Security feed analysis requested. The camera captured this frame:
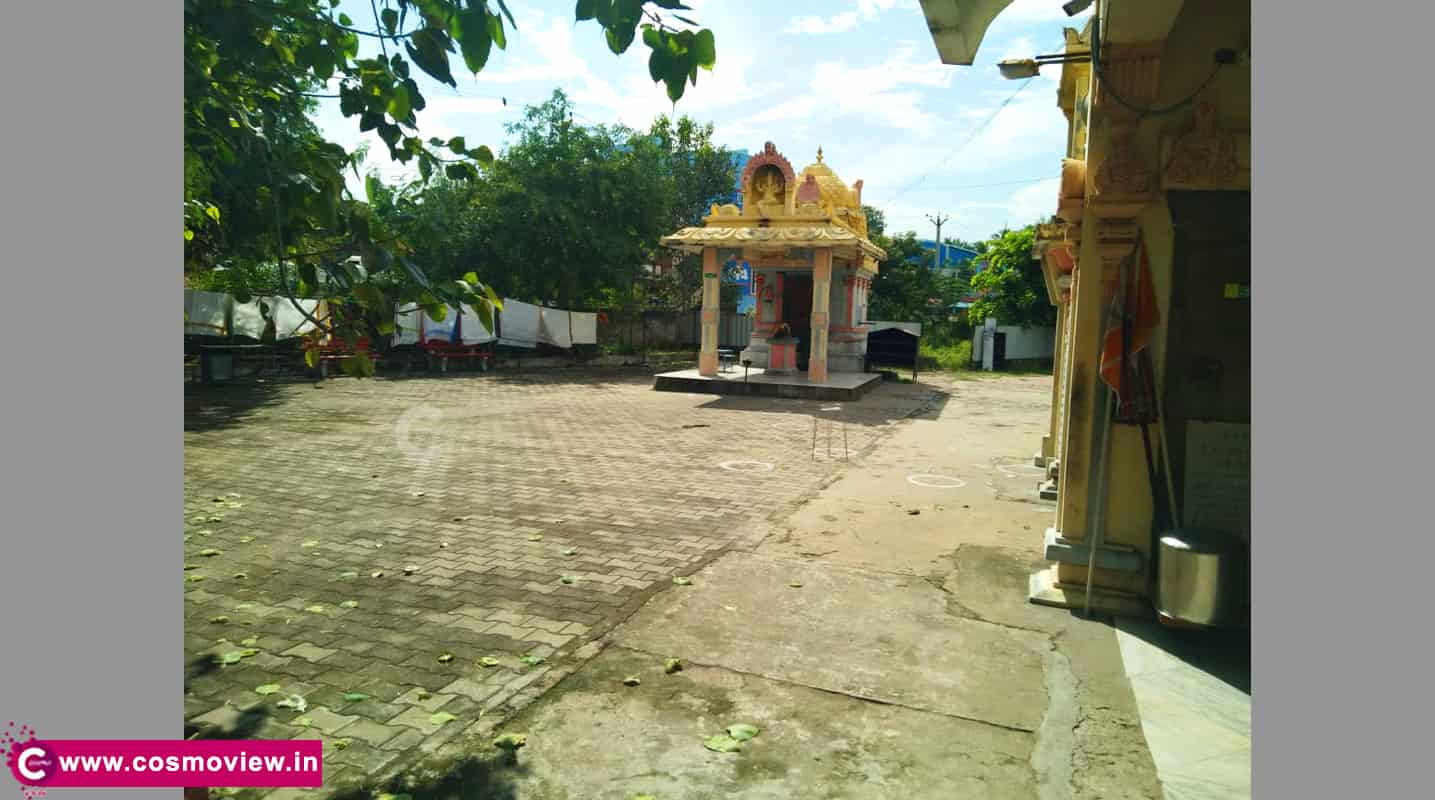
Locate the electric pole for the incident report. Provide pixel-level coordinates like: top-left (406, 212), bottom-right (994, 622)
top-left (927, 212), bottom-right (949, 270)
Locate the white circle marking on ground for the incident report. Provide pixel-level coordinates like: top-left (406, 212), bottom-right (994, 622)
top-left (719, 460), bottom-right (775, 473)
top-left (906, 474), bottom-right (966, 489)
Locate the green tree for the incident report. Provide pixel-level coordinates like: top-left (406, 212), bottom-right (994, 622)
top-left (968, 226), bottom-right (1055, 328)
top-left (646, 115), bottom-right (737, 312)
top-left (867, 232), bottom-right (939, 322)
top-left (863, 205), bottom-right (887, 238)
top-left (184, 0), bottom-right (718, 371)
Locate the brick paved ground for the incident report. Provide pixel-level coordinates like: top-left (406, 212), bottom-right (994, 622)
top-left (183, 368), bottom-right (942, 795)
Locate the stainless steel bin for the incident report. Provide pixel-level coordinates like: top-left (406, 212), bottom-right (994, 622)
top-left (1157, 529), bottom-right (1244, 628)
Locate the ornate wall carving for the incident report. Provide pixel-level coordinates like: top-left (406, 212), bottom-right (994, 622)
top-left (1163, 102), bottom-right (1243, 189)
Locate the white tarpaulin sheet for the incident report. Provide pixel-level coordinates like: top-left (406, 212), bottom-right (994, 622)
top-left (184, 290), bottom-right (230, 336)
top-left (393, 303), bottom-right (422, 346)
top-left (266, 296), bottom-right (319, 338)
top-left (459, 303), bottom-right (497, 344)
top-left (499, 298), bottom-right (540, 348)
top-left (538, 306), bottom-right (572, 349)
top-left (570, 311), bottom-right (598, 345)
top-left (230, 298), bottom-right (268, 339)
top-left (421, 305), bottom-right (458, 344)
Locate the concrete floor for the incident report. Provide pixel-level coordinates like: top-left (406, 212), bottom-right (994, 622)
top-left (203, 371), bottom-right (1248, 799)
top-left (1115, 621), bottom-right (1251, 799)
top-left (459, 375), bottom-right (1168, 799)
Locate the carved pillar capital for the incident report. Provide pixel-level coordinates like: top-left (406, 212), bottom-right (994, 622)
top-left (1092, 41), bottom-right (1164, 124)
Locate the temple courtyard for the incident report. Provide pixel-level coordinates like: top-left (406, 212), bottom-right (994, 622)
top-left (184, 369), bottom-right (1246, 799)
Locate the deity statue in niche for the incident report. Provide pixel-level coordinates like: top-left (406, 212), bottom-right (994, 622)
top-left (752, 165), bottom-right (786, 216)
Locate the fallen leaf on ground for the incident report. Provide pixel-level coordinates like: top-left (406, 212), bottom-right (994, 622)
top-left (304, 605), bottom-right (325, 614)
top-left (200, 548), bottom-right (221, 557)
top-left (439, 542), bottom-right (449, 549)
top-left (301, 540), bottom-right (319, 548)
top-left (479, 656), bottom-right (501, 668)
top-left (672, 577), bottom-right (692, 586)
top-left (332, 738), bottom-right (351, 751)
top-left (493, 733), bottom-right (527, 751)
top-left (208, 615), bottom-right (229, 624)
top-left (429, 711), bottom-right (458, 726)
top-left (343, 692), bottom-right (369, 703)
top-left (294, 716), bottom-right (314, 727)
top-left (561, 548), bottom-right (576, 556)
top-left (338, 571), bottom-right (358, 580)
top-left (703, 734), bottom-right (742, 753)
top-left (240, 636), bottom-right (259, 647)
top-left (664, 658), bottom-right (683, 674)
top-left (726, 723), bottom-right (760, 741)
top-left (622, 675), bottom-right (641, 687)
top-left (788, 581), bottom-right (803, 588)
top-left (437, 653), bottom-right (455, 664)
top-left (184, 563), bottom-right (198, 571)
top-left (413, 491), bottom-right (426, 497)
top-left (415, 690), bottom-right (432, 700)
top-left (559, 575), bottom-right (578, 585)
top-left (216, 651), bottom-right (244, 666)
top-left (520, 654), bottom-right (546, 667)
top-left (371, 571), bottom-right (384, 578)
top-left (340, 600), bottom-right (359, 609)
top-left (232, 573), bottom-right (248, 580)
top-left (526, 534), bottom-right (543, 541)
top-left (254, 684), bottom-right (281, 696)
top-left (240, 648), bottom-right (259, 658)
top-left (277, 695), bottom-right (308, 713)
top-left (403, 566), bottom-right (418, 575)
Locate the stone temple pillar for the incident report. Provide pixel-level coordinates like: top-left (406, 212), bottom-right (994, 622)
top-left (698, 247), bottom-right (720, 377)
top-left (809, 249), bottom-right (833, 382)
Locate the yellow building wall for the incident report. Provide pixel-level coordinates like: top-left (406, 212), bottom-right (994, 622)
top-left (1054, 0), bottom-right (1249, 598)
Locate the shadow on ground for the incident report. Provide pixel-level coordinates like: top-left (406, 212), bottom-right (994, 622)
top-left (328, 756), bottom-right (524, 800)
top-left (693, 382), bottom-right (951, 429)
top-left (185, 382), bottom-right (292, 433)
top-left (1120, 618), bottom-right (1251, 694)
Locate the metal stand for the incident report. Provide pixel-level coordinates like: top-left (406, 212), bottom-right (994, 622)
top-left (812, 404), bottom-right (849, 462)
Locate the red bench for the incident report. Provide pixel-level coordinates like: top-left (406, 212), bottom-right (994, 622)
top-left (422, 339), bottom-right (493, 372)
top-left (315, 337), bottom-right (382, 377)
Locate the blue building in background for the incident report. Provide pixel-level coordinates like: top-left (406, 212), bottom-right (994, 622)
top-left (915, 240), bottom-right (981, 271)
top-left (727, 149), bottom-right (755, 313)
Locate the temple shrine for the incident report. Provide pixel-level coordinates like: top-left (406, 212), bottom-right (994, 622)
top-left (658, 143), bottom-right (887, 392)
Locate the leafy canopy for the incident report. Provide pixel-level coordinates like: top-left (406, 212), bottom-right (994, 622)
top-left (968, 226), bottom-right (1055, 328)
top-left (184, 0), bottom-right (718, 370)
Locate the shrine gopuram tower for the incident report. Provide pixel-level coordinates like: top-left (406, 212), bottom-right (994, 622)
top-left (660, 142), bottom-right (886, 382)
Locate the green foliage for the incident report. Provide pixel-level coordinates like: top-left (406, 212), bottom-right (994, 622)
top-left (372, 92), bottom-right (735, 313)
top-left (862, 205), bottom-right (886, 238)
top-left (919, 340), bottom-right (974, 373)
top-left (184, 0), bottom-right (718, 364)
top-left (867, 232), bottom-right (967, 324)
top-left (968, 226), bottom-right (1055, 328)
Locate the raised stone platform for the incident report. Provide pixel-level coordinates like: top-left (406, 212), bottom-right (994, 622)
top-left (654, 367), bottom-right (882, 401)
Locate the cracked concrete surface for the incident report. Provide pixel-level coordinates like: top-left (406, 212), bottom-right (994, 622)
top-left (435, 375), bottom-right (1162, 798)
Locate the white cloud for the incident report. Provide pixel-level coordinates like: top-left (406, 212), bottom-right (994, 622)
top-left (745, 45), bottom-right (954, 135)
top-left (999, 0), bottom-right (1091, 24)
top-left (1005, 177), bottom-right (1060, 223)
top-left (787, 12), bottom-right (861, 35)
top-left (785, 0), bottom-right (921, 35)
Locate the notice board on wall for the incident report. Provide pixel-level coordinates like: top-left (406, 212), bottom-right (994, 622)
top-left (1183, 421), bottom-right (1250, 541)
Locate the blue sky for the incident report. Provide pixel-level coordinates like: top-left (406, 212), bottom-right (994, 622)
top-left (314, 0), bottom-right (1091, 242)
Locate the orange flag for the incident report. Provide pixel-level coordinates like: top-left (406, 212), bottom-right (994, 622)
top-left (1099, 236), bottom-right (1160, 397)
